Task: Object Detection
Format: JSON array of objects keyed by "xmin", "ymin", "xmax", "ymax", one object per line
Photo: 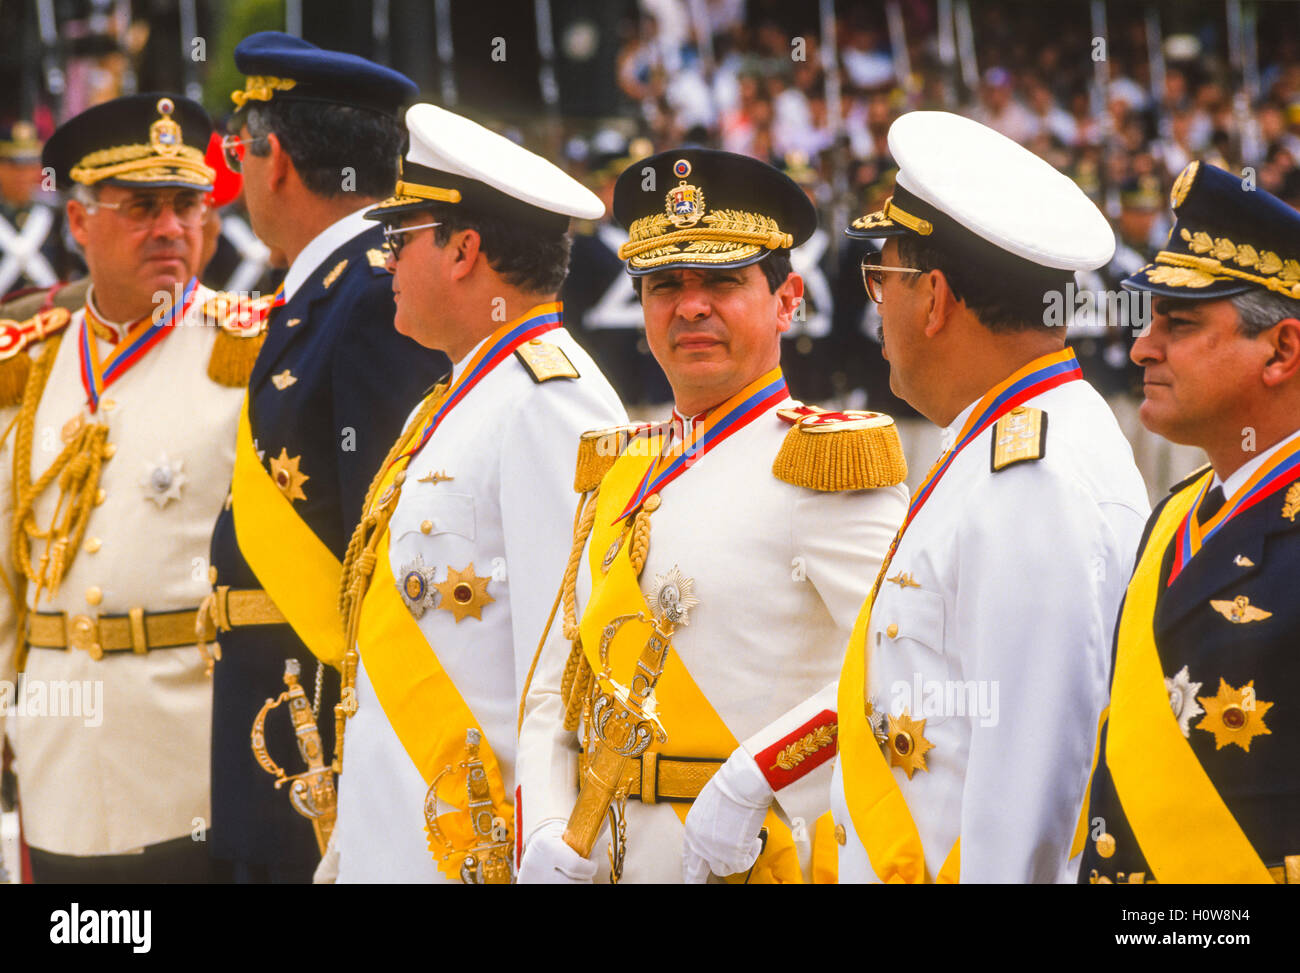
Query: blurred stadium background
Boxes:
[{"xmin": 4, "ymin": 0, "xmax": 1299, "ymax": 501}]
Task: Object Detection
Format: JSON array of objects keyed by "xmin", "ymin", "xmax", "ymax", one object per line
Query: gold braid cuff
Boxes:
[
  {"xmin": 231, "ymin": 76, "xmax": 298, "ymax": 108},
  {"xmin": 773, "ymin": 412, "xmax": 908, "ymax": 491}
]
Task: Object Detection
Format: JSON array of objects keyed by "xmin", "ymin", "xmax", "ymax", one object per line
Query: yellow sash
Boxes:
[
  {"xmin": 580, "ymin": 443, "xmax": 802, "ymax": 883},
  {"xmin": 232, "ymin": 396, "xmax": 345, "ymax": 667},
  {"xmin": 353, "ymin": 440, "xmax": 513, "ymax": 882},
  {"xmin": 838, "ymin": 594, "xmax": 960, "ymax": 883},
  {"xmin": 1107, "ymin": 472, "xmax": 1272, "ymax": 883}
]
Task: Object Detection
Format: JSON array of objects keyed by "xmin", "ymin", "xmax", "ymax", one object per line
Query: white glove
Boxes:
[
  {"xmin": 313, "ymin": 826, "xmax": 340, "ymax": 884},
  {"xmin": 516, "ymin": 819, "xmax": 598, "ymax": 884},
  {"xmin": 682, "ymin": 747, "xmax": 774, "ymax": 883}
]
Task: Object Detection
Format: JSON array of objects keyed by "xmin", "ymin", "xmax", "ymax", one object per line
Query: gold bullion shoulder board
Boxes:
[
  {"xmin": 773, "ymin": 404, "xmax": 907, "ymax": 491},
  {"xmin": 990, "ymin": 406, "xmax": 1047, "ymax": 472},
  {"xmin": 515, "ymin": 339, "xmax": 579, "ymax": 384}
]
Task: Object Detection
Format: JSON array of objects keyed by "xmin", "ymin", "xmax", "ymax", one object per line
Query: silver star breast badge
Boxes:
[
  {"xmin": 140, "ymin": 451, "xmax": 187, "ymax": 507},
  {"xmin": 397, "ymin": 554, "xmax": 440, "ymax": 618},
  {"xmin": 646, "ymin": 565, "xmax": 698, "ymax": 627},
  {"xmin": 1165, "ymin": 665, "xmax": 1204, "ymax": 737}
]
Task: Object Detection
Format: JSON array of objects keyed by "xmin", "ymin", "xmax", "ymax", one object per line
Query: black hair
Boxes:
[
  {"xmin": 896, "ymin": 234, "xmax": 1072, "ymax": 334},
  {"xmin": 242, "ymin": 102, "xmax": 404, "ymax": 200},
  {"xmin": 417, "ymin": 201, "xmax": 572, "ymax": 295}
]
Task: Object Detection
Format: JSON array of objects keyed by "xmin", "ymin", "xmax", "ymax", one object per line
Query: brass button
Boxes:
[
  {"xmin": 103, "ymin": 443, "xmax": 117, "ymax": 459},
  {"xmin": 886, "ymin": 623, "xmax": 899, "ymax": 638},
  {"xmin": 208, "ymin": 565, "xmax": 218, "ymax": 584},
  {"xmin": 643, "ymin": 494, "xmax": 661, "ymax": 513},
  {"xmin": 420, "ymin": 520, "xmax": 433, "ymax": 534},
  {"xmin": 101, "ymin": 397, "xmax": 117, "ymax": 411},
  {"xmin": 94, "ymin": 488, "xmax": 107, "ymax": 505},
  {"xmin": 393, "ymin": 470, "xmax": 407, "ymax": 487},
  {"xmin": 529, "ymin": 337, "xmax": 542, "ymax": 345},
  {"xmin": 84, "ymin": 537, "xmax": 102, "ymax": 553},
  {"xmin": 1096, "ymin": 832, "xmax": 1116, "ymax": 858},
  {"xmin": 834, "ymin": 824, "xmax": 847, "ymax": 846},
  {"xmin": 85, "ymin": 586, "xmax": 103, "ymax": 606}
]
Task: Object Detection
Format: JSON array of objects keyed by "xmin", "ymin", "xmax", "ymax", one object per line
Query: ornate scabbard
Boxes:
[
  {"xmin": 251, "ymin": 659, "xmax": 338, "ymax": 855},
  {"xmin": 563, "ymin": 612, "xmax": 673, "ymax": 868}
]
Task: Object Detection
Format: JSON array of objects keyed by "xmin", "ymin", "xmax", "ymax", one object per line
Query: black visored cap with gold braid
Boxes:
[
  {"xmin": 42, "ymin": 93, "xmax": 214, "ymax": 192},
  {"xmin": 612, "ymin": 148, "xmax": 816, "ymax": 276},
  {"xmin": 1122, "ymin": 161, "xmax": 1300, "ymax": 300}
]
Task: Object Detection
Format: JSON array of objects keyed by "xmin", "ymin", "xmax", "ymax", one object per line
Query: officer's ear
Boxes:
[
  {"xmin": 923, "ymin": 267, "xmax": 958, "ymax": 339},
  {"xmin": 263, "ymin": 132, "xmax": 293, "ymax": 192},
  {"xmin": 446, "ymin": 227, "xmax": 482, "ymax": 282},
  {"xmin": 773, "ymin": 271, "xmax": 803, "ymax": 335},
  {"xmin": 1261, "ymin": 317, "xmax": 1300, "ymax": 388},
  {"xmin": 66, "ymin": 196, "xmax": 91, "ymax": 247}
]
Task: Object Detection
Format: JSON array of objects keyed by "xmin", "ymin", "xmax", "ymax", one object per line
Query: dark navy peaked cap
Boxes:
[{"xmin": 231, "ymin": 32, "xmax": 417, "ymax": 116}]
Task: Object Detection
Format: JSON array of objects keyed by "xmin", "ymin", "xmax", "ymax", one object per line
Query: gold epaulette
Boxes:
[
  {"xmin": 990, "ymin": 406, "xmax": 1047, "ymax": 472},
  {"xmin": 0, "ymin": 306, "xmax": 74, "ymax": 406},
  {"xmin": 772, "ymin": 405, "xmax": 907, "ymax": 491},
  {"xmin": 204, "ymin": 291, "xmax": 274, "ymax": 387},
  {"xmin": 1169, "ymin": 462, "xmax": 1213, "ymax": 495},
  {"xmin": 515, "ymin": 339, "xmax": 579, "ymax": 384},
  {"xmin": 573, "ymin": 421, "xmax": 659, "ymax": 493}
]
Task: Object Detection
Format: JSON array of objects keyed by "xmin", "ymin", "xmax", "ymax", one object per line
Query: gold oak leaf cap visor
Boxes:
[
  {"xmin": 365, "ymin": 103, "xmax": 605, "ymax": 234},
  {"xmin": 612, "ymin": 147, "xmax": 817, "ymax": 276},
  {"xmin": 1122, "ymin": 161, "xmax": 1300, "ymax": 300},
  {"xmin": 42, "ymin": 93, "xmax": 215, "ymax": 192},
  {"xmin": 846, "ymin": 110, "xmax": 1115, "ymax": 282}
]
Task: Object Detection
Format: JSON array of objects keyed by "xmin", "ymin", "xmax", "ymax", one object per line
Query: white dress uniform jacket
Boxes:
[
  {"xmin": 335, "ymin": 325, "xmax": 625, "ymax": 883},
  {"xmin": 0, "ymin": 285, "xmax": 244, "ymax": 856},
  {"xmin": 518, "ymin": 399, "xmax": 909, "ymax": 882},
  {"xmin": 830, "ymin": 378, "xmax": 1149, "ymax": 883}
]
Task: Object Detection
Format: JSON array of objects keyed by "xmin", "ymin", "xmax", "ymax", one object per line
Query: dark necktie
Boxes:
[{"xmin": 1197, "ymin": 485, "xmax": 1226, "ymax": 526}]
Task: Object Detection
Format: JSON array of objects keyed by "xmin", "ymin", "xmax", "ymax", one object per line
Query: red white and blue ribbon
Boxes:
[
  {"xmin": 80, "ymin": 276, "xmax": 199, "ymax": 413},
  {"xmin": 1167, "ymin": 435, "xmax": 1300, "ymax": 586},
  {"xmin": 615, "ymin": 366, "xmax": 788, "ymax": 523},
  {"xmin": 395, "ymin": 302, "xmax": 563, "ymax": 464}
]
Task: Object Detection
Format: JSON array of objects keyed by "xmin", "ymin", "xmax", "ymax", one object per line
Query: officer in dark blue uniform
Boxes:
[
  {"xmin": 1080, "ymin": 162, "xmax": 1300, "ymax": 884},
  {"xmin": 205, "ymin": 32, "xmax": 448, "ymax": 883}
]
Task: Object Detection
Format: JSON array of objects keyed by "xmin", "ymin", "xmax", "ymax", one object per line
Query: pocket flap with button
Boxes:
[
  {"xmin": 873, "ymin": 586, "xmax": 952, "ymax": 726},
  {"xmin": 397, "ymin": 492, "xmax": 476, "ymax": 542}
]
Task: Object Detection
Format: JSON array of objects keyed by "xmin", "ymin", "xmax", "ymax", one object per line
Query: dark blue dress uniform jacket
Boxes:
[
  {"xmin": 209, "ymin": 223, "xmax": 447, "ymax": 869},
  {"xmin": 1080, "ymin": 469, "xmax": 1300, "ymax": 883}
]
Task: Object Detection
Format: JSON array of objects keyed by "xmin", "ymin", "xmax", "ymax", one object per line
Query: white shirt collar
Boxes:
[
  {"xmin": 281, "ymin": 205, "xmax": 374, "ymax": 301},
  {"xmin": 1213, "ymin": 426, "xmax": 1300, "ymax": 498},
  {"xmin": 83, "ymin": 285, "xmax": 129, "ymax": 342}
]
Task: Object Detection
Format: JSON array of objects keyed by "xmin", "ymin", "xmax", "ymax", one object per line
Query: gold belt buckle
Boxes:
[{"xmin": 67, "ymin": 614, "xmax": 103, "ymax": 660}]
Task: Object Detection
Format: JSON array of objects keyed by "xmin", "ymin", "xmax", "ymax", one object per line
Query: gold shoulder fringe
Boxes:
[
  {"xmin": 572, "ymin": 422, "xmax": 660, "ymax": 493},
  {"xmin": 207, "ymin": 328, "xmax": 267, "ymax": 387},
  {"xmin": 203, "ymin": 291, "xmax": 275, "ymax": 387},
  {"xmin": 773, "ymin": 411, "xmax": 907, "ymax": 491},
  {"xmin": 0, "ymin": 306, "xmax": 74, "ymax": 407}
]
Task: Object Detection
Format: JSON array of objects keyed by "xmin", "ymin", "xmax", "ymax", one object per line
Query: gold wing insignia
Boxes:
[{"xmin": 1209, "ymin": 595, "xmax": 1273, "ymax": 624}]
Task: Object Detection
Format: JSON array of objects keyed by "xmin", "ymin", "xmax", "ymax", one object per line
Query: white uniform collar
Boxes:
[
  {"xmin": 281, "ymin": 204, "xmax": 374, "ymax": 302},
  {"xmin": 83, "ymin": 285, "xmax": 130, "ymax": 342},
  {"xmin": 1213, "ymin": 426, "xmax": 1300, "ymax": 497},
  {"xmin": 940, "ymin": 399, "xmax": 979, "ymax": 452}
]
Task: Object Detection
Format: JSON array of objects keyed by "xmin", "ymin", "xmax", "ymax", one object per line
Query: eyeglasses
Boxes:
[
  {"xmin": 87, "ymin": 192, "xmax": 209, "ymax": 228},
  {"xmin": 382, "ymin": 221, "xmax": 442, "ymax": 260},
  {"xmin": 860, "ymin": 255, "xmax": 926, "ymax": 304},
  {"xmin": 220, "ymin": 133, "xmax": 268, "ymax": 173}
]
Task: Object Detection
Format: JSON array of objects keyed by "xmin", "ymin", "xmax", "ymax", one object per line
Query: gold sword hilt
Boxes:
[
  {"xmin": 251, "ymin": 659, "xmax": 338, "ymax": 854},
  {"xmin": 424, "ymin": 728, "xmax": 513, "ymax": 884}
]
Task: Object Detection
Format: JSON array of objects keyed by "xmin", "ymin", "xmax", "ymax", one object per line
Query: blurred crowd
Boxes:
[{"xmin": 5, "ymin": 0, "xmax": 1300, "ymax": 414}]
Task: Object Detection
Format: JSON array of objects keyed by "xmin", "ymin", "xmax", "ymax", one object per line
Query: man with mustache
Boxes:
[
  {"xmin": 1079, "ymin": 162, "xmax": 1300, "ymax": 884},
  {"xmin": 0, "ymin": 94, "xmax": 245, "ymax": 881},
  {"xmin": 516, "ymin": 149, "xmax": 908, "ymax": 883},
  {"xmin": 678, "ymin": 112, "xmax": 1150, "ymax": 883},
  {"xmin": 203, "ymin": 33, "xmax": 445, "ymax": 883}
]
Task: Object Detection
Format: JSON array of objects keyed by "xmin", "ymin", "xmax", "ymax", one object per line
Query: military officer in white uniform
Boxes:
[
  {"xmin": 516, "ymin": 149, "xmax": 909, "ymax": 884},
  {"xmin": 323, "ymin": 104, "xmax": 626, "ymax": 883},
  {"xmin": 0, "ymin": 94, "xmax": 249, "ymax": 882},
  {"xmin": 679, "ymin": 113, "xmax": 1151, "ymax": 884}
]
